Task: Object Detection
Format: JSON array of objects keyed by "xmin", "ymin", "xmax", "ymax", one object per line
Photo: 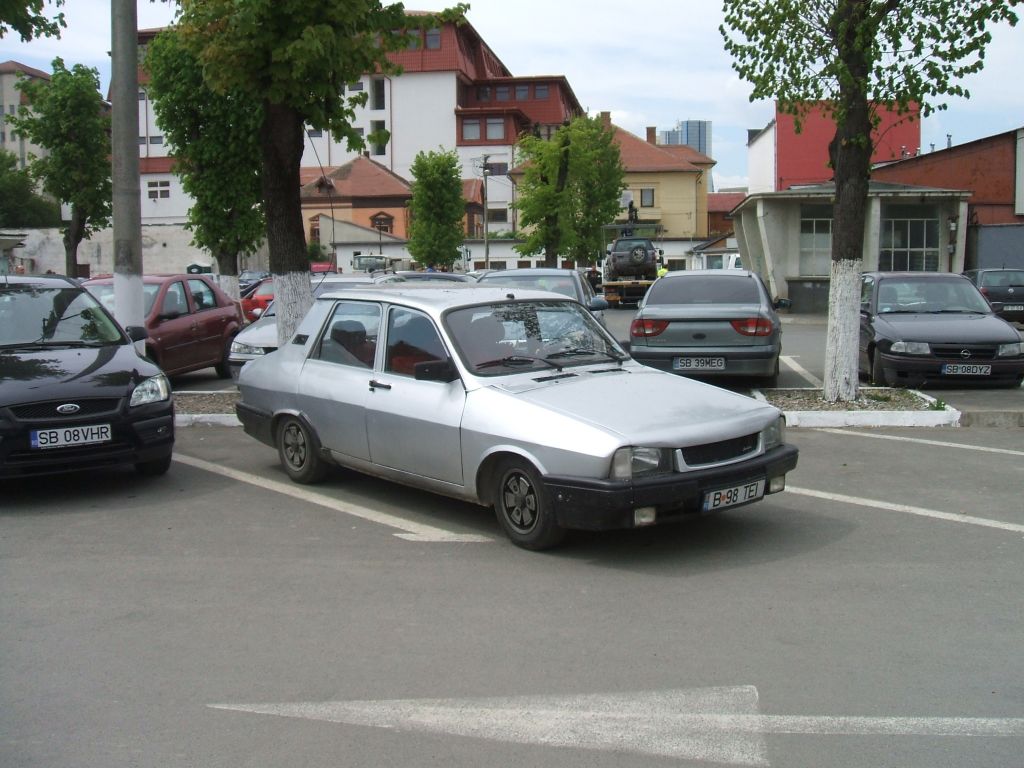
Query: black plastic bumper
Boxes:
[
  {"xmin": 543, "ymin": 444, "xmax": 799, "ymax": 531},
  {"xmin": 236, "ymin": 401, "xmax": 275, "ymax": 447}
]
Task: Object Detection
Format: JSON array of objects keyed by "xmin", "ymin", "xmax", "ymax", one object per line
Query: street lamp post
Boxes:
[{"xmin": 481, "ymin": 154, "xmax": 490, "ymax": 269}]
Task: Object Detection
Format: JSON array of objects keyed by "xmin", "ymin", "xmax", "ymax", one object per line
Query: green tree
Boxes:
[
  {"xmin": 0, "ymin": 150, "xmax": 61, "ymax": 228},
  {"xmin": 0, "ymin": 0, "xmax": 65, "ymax": 41},
  {"xmin": 10, "ymin": 58, "xmax": 111, "ymax": 277},
  {"xmin": 176, "ymin": 0, "xmax": 466, "ymax": 346},
  {"xmin": 514, "ymin": 115, "xmax": 624, "ymax": 266},
  {"xmin": 407, "ymin": 148, "xmax": 465, "ymax": 270},
  {"xmin": 721, "ymin": 0, "xmax": 1019, "ymax": 402},
  {"xmin": 145, "ymin": 27, "xmax": 264, "ymax": 298}
]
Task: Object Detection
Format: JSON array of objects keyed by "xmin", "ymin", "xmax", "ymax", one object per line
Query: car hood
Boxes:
[
  {"xmin": 235, "ymin": 315, "xmax": 279, "ymax": 348},
  {"xmin": 0, "ymin": 344, "xmax": 159, "ymax": 405},
  {"xmin": 875, "ymin": 312, "xmax": 1019, "ymax": 343},
  {"xmin": 487, "ymin": 364, "xmax": 779, "ymax": 444}
]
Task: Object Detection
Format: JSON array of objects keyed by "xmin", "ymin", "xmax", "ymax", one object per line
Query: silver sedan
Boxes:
[{"xmin": 236, "ymin": 285, "xmax": 798, "ymax": 550}]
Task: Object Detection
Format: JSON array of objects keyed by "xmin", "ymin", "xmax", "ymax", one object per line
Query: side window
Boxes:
[
  {"xmin": 316, "ymin": 301, "xmax": 381, "ymax": 369},
  {"xmin": 161, "ymin": 281, "xmax": 189, "ymax": 316},
  {"xmin": 861, "ymin": 277, "xmax": 874, "ymax": 310},
  {"xmin": 385, "ymin": 307, "xmax": 446, "ymax": 377},
  {"xmin": 188, "ymin": 279, "xmax": 217, "ymax": 311}
]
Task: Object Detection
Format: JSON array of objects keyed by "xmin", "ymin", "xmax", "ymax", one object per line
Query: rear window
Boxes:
[
  {"xmin": 479, "ymin": 273, "xmax": 576, "ymax": 298},
  {"xmin": 613, "ymin": 239, "xmax": 650, "ymax": 252},
  {"xmin": 980, "ymin": 270, "xmax": 1024, "ymax": 288},
  {"xmin": 646, "ymin": 275, "xmax": 761, "ymax": 304}
]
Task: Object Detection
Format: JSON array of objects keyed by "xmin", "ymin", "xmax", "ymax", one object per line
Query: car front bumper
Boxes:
[
  {"xmin": 879, "ymin": 353, "xmax": 1024, "ymax": 386},
  {"xmin": 0, "ymin": 401, "xmax": 175, "ymax": 479},
  {"xmin": 542, "ymin": 444, "xmax": 799, "ymax": 531}
]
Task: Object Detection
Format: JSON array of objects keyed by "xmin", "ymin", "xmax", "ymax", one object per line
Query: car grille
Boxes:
[
  {"xmin": 9, "ymin": 398, "xmax": 123, "ymax": 421},
  {"xmin": 680, "ymin": 432, "xmax": 759, "ymax": 467},
  {"xmin": 930, "ymin": 344, "xmax": 997, "ymax": 361}
]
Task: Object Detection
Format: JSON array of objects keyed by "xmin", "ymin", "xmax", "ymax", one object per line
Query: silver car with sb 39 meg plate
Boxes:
[{"xmin": 235, "ymin": 285, "xmax": 798, "ymax": 550}]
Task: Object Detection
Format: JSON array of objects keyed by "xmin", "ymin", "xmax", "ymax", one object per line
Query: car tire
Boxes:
[
  {"xmin": 135, "ymin": 453, "xmax": 172, "ymax": 476},
  {"xmin": 277, "ymin": 416, "xmax": 328, "ymax": 484},
  {"xmin": 493, "ymin": 458, "xmax": 565, "ymax": 551},
  {"xmin": 214, "ymin": 336, "xmax": 234, "ymax": 379},
  {"xmin": 871, "ymin": 350, "xmax": 890, "ymax": 387},
  {"xmin": 762, "ymin": 359, "xmax": 780, "ymax": 389}
]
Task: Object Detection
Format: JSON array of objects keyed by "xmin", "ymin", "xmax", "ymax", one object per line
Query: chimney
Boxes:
[
  {"xmin": 646, "ymin": 126, "xmax": 657, "ymax": 145},
  {"xmin": 600, "ymin": 111, "xmax": 611, "ymax": 128}
]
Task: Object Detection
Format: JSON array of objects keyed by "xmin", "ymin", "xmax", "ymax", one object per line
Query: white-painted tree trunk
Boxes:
[
  {"xmin": 274, "ymin": 271, "xmax": 315, "ymax": 349},
  {"xmin": 216, "ymin": 274, "xmax": 240, "ymax": 301},
  {"xmin": 822, "ymin": 258, "xmax": 861, "ymax": 403}
]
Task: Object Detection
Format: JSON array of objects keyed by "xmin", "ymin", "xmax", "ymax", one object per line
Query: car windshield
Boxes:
[
  {"xmin": 479, "ymin": 273, "xmax": 577, "ymax": 298},
  {"xmin": 87, "ymin": 282, "xmax": 162, "ymax": 315},
  {"xmin": 980, "ymin": 270, "xmax": 1024, "ymax": 288},
  {"xmin": 876, "ymin": 278, "xmax": 991, "ymax": 314},
  {"xmin": 646, "ymin": 275, "xmax": 761, "ymax": 304},
  {"xmin": 445, "ymin": 300, "xmax": 624, "ymax": 376},
  {"xmin": 0, "ymin": 284, "xmax": 125, "ymax": 347}
]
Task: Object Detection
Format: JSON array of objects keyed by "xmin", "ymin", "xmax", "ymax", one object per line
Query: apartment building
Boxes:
[{"xmin": 0, "ymin": 60, "xmax": 50, "ymax": 170}]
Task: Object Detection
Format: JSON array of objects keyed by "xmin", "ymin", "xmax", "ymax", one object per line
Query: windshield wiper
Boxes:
[
  {"xmin": 475, "ymin": 355, "xmax": 562, "ymax": 371},
  {"xmin": 2, "ymin": 339, "xmax": 110, "ymax": 349},
  {"xmin": 928, "ymin": 309, "xmax": 987, "ymax": 314},
  {"xmin": 546, "ymin": 347, "xmax": 626, "ymax": 363}
]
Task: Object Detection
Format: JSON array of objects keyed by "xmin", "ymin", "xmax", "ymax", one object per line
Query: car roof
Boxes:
[
  {"xmin": 865, "ymin": 271, "xmax": 968, "ymax": 280},
  {"xmin": 1, "ymin": 274, "xmax": 80, "ymax": 288},
  {"xmin": 83, "ymin": 273, "xmax": 213, "ymax": 285},
  {"xmin": 315, "ymin": 283, "xmax": 570, "ymax": 313},
  {"xmin": 659, "ymin": 269, "xmax": 757, "ymax": 279},
  {"xmin": 479, "ymin": 268, "xmax": 580, "ymax": 278}
]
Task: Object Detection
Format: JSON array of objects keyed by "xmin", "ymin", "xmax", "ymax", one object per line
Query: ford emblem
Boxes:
[{"xmin": 56, "ymin": 403, "xmax": 81, "ymax": 415}]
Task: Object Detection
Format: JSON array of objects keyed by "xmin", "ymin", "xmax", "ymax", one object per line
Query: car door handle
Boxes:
[{"xmin": 369, "ymin": 379, "xmax": 391, "ymax": 390}]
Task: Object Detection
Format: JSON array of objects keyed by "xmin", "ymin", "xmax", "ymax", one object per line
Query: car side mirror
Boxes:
[
  {"xmin": 773, "ymin": 298, "xmax": 792, "ymax": 310},
  {"xmin": 125, "ymin": 325, "xmax": 148, "ymax": 342},
  {"xmin": 414, "ymin": 358, "xmax": 459, "ymax": 383},
  {"xmin": 589, "ymin": 296, "xmax": 609, "ymax": 312}
]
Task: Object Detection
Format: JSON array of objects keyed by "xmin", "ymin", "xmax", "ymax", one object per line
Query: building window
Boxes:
[
  {"xmin": 515, "ymin": 84, "xmax": 529, "ymax": 100},
  {"xmin": 138, "ymin": 90, "xmax": 146, "ymax": 101},
  {"xmin": 486, "ymin": 207, "xmax": 508, "ymax": 223},
  {"xmin": 517, "ymin": 260, "xmax": 532, "ymax": 269},
  {"xmin": 486, "ymin": 117, "xmax": 504, "ymax": 140},
  {"xmin": 371, "ymin": 78, "xmax": 386, "ymax": 110},
  {"xmin": 370, "ymin": 120, "xmax": 386, "ymax": 155},
  {"xmin": 371, "ymin": 213, "xmax": 394, "ymax": 234},
  {"xmin": 406, "ymin": 29, "xmax": 420, "ymax": 49},
  {"xmin": 477, "ymin": 86, "xmax": 490, "ymax": 102},
  {"xmin": 640, "ymin": 188, "xmax": 655, "ymax": 207},
  {"xmin": 799, "ymin": 204, "xmax": 833, "ymax": 276},
  {"xmin": 425, "ymin": 27, "xmax": 441, "ymax": 49},
  {"xmin": 137, "ymin": 136, "xmax": 146, "ymax": 145},
  {"xmin": 534, "ymin": 84, "xmax": 549, "ymax": 99},
  {"xmin": 149, "ymin": 135, "xmax": 163, "ymax": 145},
  {"xmin": 310, "ymin": 217, "xmax": 320, "ymax": 244},
  {"xmin": 879, "ymin": 205, "xmax": 940, "ymax": 271},
  {"xmin": 348, "ymin": 80, "xmax": 363, "ymax": 91},
  {"xmin": 462, "ymin": 119, "xmax": 481, "ymax": 141},
  {"xmin": 495, "ymin": 85, "xmax": 510, "ymax": 102},
  {"xmin": 147, "ymin": 180, "xmax": 170, "ymax": 200},
  {"xmin": 485, "ymin": 161, "xmax": 508, "ymax": 176},
  {"xmin": 307, "ymin": 128, "xmax": 323, "ymax": 138}
]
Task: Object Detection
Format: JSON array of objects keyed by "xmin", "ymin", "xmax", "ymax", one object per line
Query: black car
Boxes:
[
  {"xmin": 0, "ymin": 275, "xmax": 175, "ymax": 478},
  {"xmin": 238, "ymin": 269, "xmax": 270, "ymax": 295},
  {"xmin": 962, "ymin": 268, "xmax": 1024, "ymax": 324},
  {"xmin": 859, "ymin": 271, "xmax": 1024, "ymax": 388}
]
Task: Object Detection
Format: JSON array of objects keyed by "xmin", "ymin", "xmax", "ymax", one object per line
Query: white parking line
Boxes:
[
  {"xmin": 813, "ymin": 428, "xmax": 1024, "ymax": 457},
  {"xmin": 173, "ymin": 453, "xmax": 493, "ymax": 543},
  {"xmin": 779, "ymin": 355, "xmax": 822, "ymax": 387},
  {"xmin": 787, "ymin": 486, "xmax": 1024, "ymax": 534}
]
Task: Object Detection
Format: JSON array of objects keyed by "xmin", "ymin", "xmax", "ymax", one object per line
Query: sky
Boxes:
[{"xmin": 3, "ymin": 0, "xmax": 1022, "ymax": 190}]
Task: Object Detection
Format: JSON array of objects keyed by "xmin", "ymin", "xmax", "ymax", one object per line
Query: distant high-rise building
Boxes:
[{"xmin": 660, "ymin": 119, "xmax": 711, "ymax": 157}]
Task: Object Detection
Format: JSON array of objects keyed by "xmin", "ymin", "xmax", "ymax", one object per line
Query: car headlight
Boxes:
[
  {"xmin": 890, "ymin": 340, "xmax": 931, "ymax": 354},
  {"xmin": 762, "ymin": 415, "xmax": 786, "ymax": 450},
  {"xmin": 997, "ymin": 342, "xmax": 1023, "ymax": 357},
  {"xmin": 231, "ymin": 340, "xmax": 266, "ymax": 355},
  {"xmin": 610, "ymin": 447, "xmax": 671, "ymax": 479},
  {"xmin": 130, "ymin": 373, "xmax": 170, "ymax": 407}
]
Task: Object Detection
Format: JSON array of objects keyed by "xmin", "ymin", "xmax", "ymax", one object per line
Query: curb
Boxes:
[
  {"xmin": 751, "ymin": 388, "xmax": 962, "ymax": 429},
  {"xmin": 175, "ymin": 414, "xmax": 241, "ymax": 427}
]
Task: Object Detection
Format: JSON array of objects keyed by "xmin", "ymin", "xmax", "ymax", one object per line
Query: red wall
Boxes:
[{"xmin": 775, "ymin": 103, "xmax": 921, "ymax": 189}]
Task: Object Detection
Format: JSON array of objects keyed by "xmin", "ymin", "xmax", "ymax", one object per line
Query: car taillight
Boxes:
[
  {"xmin": 730, "ymin": 317, "xmax": 774, "ymax": 336},
  {"xmin": 979, "ymin": 286, "xmax": 989, "ymax": 296},
  {"xmin": 631, "ymin": 318, "xmax": 669, "ymax": 337}
]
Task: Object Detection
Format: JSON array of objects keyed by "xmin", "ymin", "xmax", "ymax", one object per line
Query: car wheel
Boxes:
[
  {"xmin": 762, "ymin": 359, "xmax": 780, "ymax": 389},
  {"xmin": 871, "ymin": 350, "xmax": 890, "ymax": 387},
  {"xmin": 493, "ymin": 458, "xmax": 565, "ymax": 550},
  {"xmin": 135, "ymin": 453, "xmax": 172, "ymax": 476},
  {"xmin": 277, "ymin": 416, "xmax": 328, "ymax": 484},
  {"xmin": 629, "ymin": 246, "xmax": 646, "ymax": 265},
  {"xmin": 214, "ymin": 336, "xmax": 234, "ymax": 379}
]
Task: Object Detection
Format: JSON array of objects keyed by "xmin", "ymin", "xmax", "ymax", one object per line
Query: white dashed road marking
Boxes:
[
  {"xmin": 779, "ymin": 355, "xmax": 822, "ymax": 387},
  {"xmin": 814, "ymin": 427, "xmax": 1024, "ymax": 457},
  {"xmin": 173, "ymin": 453, "xmax": 493, "ymax": 543}
]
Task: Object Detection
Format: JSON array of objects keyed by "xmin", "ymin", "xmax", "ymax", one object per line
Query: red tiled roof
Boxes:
[
  {"xmin": 462, "ymin": 178, "xmax": 483, "ymax": 205},
  {"xmin": 300, "ymin": 167, "xmax": 338, "ymax": 186},
  {"xmin": 708, "ymin": 192, "xmax": 747, "ymax": 213},
  {"xmin": 612, "ymin": 126, "xmax": 702, "ymax": 173},
  {"xmin": 0, "ymin": 60, "xmax": 50, "ymax": 80},
  {"xmin": 300, "ymin": 155, "xmax": 411, "ymax": 199},
  {"xmin": 140, "ymin": 157, "xmax": 175, "ymax": 174},
  {"xmin": 660, "ymin": 143, "xmax": 715, "ymax": 166}
]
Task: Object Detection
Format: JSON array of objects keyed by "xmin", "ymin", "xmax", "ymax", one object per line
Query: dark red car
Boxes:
[
  {"xmin": 84, "ymin": 274, "xmax": 244, "ymax": 378},
  {"xmin": 240, "ymin": 277, "xmax": 274, "ymax": 322}
]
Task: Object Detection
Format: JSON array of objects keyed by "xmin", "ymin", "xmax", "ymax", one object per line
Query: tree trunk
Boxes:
[
  {"xmin": 260, "ymin": 100, "xmax": 314, "ymax": 348},
  {"xmin": 63, "ymin": 205, "xmax": 85, "ymax": 277},
  {"xmin": 822, "ymin": 1, "xmax": 874, "ymax": 403},
  {"xmin": 215, "ymin": 249, "xmax": 240, "ymax": 300}
]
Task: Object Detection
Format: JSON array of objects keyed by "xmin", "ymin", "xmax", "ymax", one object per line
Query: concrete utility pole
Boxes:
[
  {"xmin": 481, "ymin": 154, "xmax": 490, "ymax": 269},
  {"xmin": 110, "ymin": 0, "xmax": 144, "ymax": 332}
]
